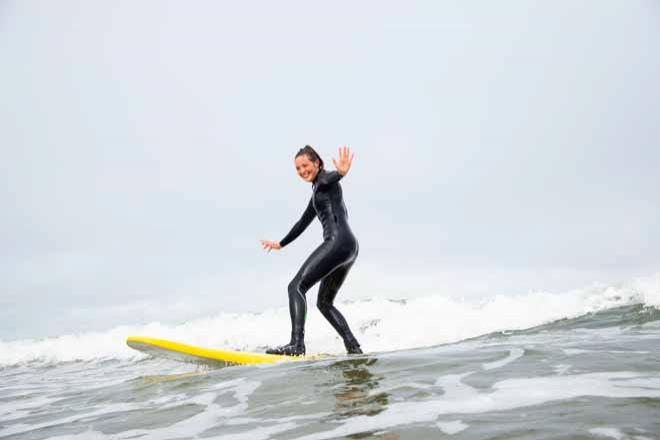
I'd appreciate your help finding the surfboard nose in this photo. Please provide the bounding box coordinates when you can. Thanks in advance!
[125,336,297,366]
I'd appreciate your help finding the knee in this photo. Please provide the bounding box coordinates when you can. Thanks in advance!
[288,277,308,298]
[287,279,298,299]
[317,297,331,312]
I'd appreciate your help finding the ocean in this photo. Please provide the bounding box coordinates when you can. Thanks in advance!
[2,275,659,439]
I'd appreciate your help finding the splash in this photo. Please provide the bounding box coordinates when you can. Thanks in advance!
[1,273,658,366]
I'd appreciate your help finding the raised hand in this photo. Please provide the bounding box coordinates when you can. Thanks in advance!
[332,146,355,176]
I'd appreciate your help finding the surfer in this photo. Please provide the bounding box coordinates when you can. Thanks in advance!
[260,145,362,356]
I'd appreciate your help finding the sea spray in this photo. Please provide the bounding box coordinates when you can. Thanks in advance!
[1,273,658,367]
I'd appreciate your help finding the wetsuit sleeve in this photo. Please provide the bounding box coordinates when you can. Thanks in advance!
[315,171,343,187]
[279,198,316,247]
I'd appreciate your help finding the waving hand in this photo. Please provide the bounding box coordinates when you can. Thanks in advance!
[332,146,355,176]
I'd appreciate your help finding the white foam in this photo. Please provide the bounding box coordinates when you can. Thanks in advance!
[589,427,626,439]
[563,348,591,355]
[0,394,61,423]
[482,348,524,370]
[553,364,571,375]
[48,429,109,440]
[631,275,660,308]
[220,422,298,440]
[369,381,432,396]
[291,371,660,440]
[1,273,658,366]
[436,420,469,435]
[102,378,262,440]
[0,401,139,438]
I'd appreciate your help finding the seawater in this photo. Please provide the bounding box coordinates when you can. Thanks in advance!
[1,275,660,439]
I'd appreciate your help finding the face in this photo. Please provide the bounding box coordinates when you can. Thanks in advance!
[295,154,320,183]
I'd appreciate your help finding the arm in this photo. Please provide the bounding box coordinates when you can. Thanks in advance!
[315,146,354,187]
[320,145,354,188]
[279,198,316,247]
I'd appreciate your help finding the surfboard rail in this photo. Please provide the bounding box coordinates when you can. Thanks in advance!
[126,336,294,366]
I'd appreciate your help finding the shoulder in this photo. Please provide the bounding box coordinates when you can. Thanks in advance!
[315,170,342,188]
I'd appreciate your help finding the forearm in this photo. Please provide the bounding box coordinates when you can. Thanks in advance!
[280,220,307,247]
[279,199,315,247]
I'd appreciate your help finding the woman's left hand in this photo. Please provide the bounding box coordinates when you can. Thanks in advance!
[333,146,354,176]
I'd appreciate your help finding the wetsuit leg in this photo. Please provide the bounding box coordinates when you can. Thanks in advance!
[288,240,350,335]
[317,261,362,354]
[267,241,346,355]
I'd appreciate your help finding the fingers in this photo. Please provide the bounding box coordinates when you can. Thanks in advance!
[332,145,354,176]
[335,146,351,162]
[338,145,353,162]
[262,240,282,252]
[339,145,348,161]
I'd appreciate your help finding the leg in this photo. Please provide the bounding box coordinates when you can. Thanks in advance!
[267,241,344,355]
[317,262,362,354]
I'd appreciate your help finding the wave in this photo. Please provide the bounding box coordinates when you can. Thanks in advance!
[1,273,658,367]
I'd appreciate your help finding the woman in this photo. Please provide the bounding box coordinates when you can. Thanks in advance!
[260,145,362,356]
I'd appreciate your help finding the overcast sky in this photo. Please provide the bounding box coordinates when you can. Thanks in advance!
[2,1,659,340]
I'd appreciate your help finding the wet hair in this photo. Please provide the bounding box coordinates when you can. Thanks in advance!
[295,145,324,170]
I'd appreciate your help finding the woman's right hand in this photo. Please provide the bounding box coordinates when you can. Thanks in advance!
[260,240,282,252]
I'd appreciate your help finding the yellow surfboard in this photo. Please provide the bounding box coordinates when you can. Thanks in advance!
[126,336,307,366]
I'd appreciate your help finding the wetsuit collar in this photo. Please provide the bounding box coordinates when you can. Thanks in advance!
[312,168,324,186]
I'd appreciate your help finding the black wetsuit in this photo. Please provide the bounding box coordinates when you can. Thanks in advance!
[267,169,361,355]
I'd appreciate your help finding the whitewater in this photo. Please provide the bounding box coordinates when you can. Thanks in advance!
[2,274,659,366]
[1,274,659,439]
